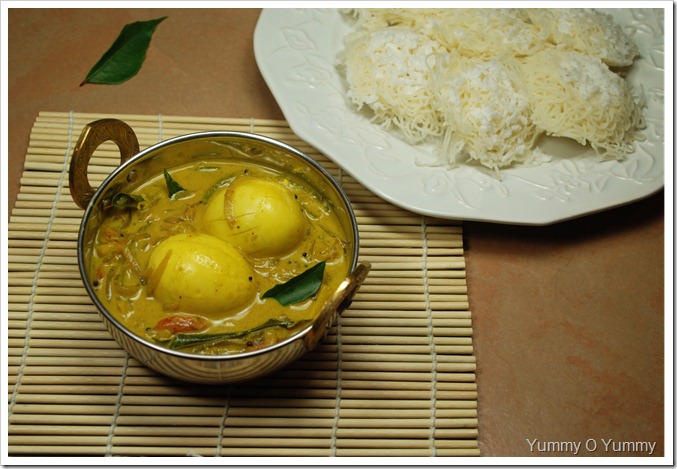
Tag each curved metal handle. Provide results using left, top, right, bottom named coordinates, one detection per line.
left=69, top=119, right=140, bottom=209
left=303, top=262, right=371, bottom=351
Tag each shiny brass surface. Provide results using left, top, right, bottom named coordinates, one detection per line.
left=70, top=119, right=365, bottom=384
left=69, top=119, right=140, bottom=209
left=304, top=262, right=371, bottom=351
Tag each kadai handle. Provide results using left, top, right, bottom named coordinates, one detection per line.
left=69, top=119, right=140, bottom=210
left=303, top=262, right=371, bottom=351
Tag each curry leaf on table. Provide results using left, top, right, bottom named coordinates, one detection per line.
left=80, top=16, right=167, bottom=86
left=262, top=261, right=327, bottom=306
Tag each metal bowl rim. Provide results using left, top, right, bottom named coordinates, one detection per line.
left=76, top=130, right=359, bottom=362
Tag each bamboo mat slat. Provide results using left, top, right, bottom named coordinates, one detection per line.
left=6, top=111, right=479, bottom=458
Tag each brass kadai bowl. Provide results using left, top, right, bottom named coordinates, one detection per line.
left=69, top=119, right=369, bottom=384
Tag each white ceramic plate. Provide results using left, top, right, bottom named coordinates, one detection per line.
left=254, top=8, right=665, bottom=225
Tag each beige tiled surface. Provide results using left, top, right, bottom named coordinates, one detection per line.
left=6, top=8, right=665, bottom=458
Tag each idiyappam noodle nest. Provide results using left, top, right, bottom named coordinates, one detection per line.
left=337, top=8, right=645, bottom=171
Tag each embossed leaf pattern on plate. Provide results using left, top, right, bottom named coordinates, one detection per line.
left=254, top=8, right=665, bottom=224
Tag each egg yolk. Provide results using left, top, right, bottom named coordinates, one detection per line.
left=203, top=176, right=307, bottom=258
left=145, top=232, right=256, bottom=318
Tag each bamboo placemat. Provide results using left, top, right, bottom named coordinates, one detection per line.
left=6, top=111, right=479, bottom=458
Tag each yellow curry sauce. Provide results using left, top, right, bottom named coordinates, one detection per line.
left=88, top=159, right=350, bottom=355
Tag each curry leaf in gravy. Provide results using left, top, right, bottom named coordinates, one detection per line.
left=168, top=316, right=301, bottom=350
left=106, top=193, right=143, bottom=210
left=163, top=169, right=187, bottom=199
left=80, top=17, right=167, bottom=86
left=262, top=261, right=326, bottom=306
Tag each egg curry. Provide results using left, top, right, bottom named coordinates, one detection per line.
left=88, top=159, right=351, bottom=355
